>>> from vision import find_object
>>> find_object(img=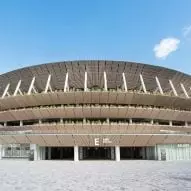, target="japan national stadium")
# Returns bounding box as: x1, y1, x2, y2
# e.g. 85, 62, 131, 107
0, 60, 191, 161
